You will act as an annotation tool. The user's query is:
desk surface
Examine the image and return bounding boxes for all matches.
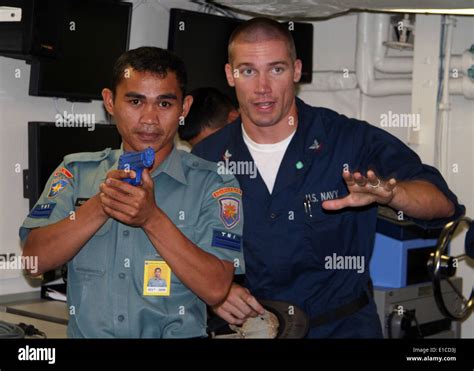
[5,300,69,324]
[0,311,67,338]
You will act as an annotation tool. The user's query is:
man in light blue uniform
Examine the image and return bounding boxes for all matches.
[20,47,244,338]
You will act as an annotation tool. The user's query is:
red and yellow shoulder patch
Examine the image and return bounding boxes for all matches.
[48,167,73,198]
[212,187,242,198]
[54,167,74,179]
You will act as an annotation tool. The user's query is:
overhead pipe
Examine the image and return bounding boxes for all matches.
[449,76,474,98]
[356,13,474,98]
[373,13,413,74]
[373,13,473,75]
[356,13,411,96]
[438,16,455,174]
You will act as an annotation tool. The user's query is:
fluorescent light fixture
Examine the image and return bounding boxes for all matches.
[375,8,474,15]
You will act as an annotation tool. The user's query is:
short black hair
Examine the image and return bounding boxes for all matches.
[228,17,296,63]
[110,46,187,98]
[178,87,236,142]
[154,268,162,273]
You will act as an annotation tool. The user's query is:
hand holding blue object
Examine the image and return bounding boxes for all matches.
[118,147,155,186]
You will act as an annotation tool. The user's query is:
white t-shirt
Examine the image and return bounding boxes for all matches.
[242,125,296,193]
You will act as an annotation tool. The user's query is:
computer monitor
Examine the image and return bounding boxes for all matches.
[28,0,132,101]
[26,122,122,209]
[168,8,313,106]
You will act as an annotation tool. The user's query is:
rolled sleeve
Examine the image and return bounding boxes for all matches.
[359,122,465,228]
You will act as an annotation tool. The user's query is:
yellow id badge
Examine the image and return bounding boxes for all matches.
[143,260,171,296]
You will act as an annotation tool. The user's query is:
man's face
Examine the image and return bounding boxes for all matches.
[155,270,161,279]
[225,39,301,128]
[102,69,193,153]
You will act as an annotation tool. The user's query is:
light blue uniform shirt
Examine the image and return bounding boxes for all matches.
[147,278,167,288]
[20,146,245,338]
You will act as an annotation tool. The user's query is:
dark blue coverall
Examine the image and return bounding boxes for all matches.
[193,97,464,338]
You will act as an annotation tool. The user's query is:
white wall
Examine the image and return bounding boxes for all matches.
[1,0,473,336]
[0,60,107,293]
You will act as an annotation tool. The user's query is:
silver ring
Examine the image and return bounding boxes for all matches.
[368,179,381,189]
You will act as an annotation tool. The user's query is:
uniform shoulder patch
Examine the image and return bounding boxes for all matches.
[54,167,74,179]
[212,229,242,251]
[212,187,242,198]
[47,178,69,198]
[218,196,241,229]
[29,203,56,219]
[47,165,75,199]
[211,186,242,229]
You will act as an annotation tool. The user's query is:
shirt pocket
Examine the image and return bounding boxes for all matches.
[135,225,196,295]
[295,195,353,271]
[72,218,112,276]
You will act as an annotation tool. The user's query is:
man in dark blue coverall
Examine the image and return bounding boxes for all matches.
[192,17,465,338]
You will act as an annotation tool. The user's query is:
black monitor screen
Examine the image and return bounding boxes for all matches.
[168,9,313,105]
[29,1,132,101]
[27,122,122,209]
